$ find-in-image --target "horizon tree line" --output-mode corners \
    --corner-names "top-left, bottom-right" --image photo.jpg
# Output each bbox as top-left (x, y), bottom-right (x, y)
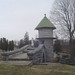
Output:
top-left (0, 37), bottom-right (14, 51)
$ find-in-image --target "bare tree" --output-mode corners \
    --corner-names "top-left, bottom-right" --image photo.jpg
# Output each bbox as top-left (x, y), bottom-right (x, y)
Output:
top-left (50, 0), bottom-right (75, 49)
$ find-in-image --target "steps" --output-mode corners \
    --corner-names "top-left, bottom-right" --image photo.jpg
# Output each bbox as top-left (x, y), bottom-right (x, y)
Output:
top-left (0, 61), bottom-right (32, 65)
top-left (9, 53), bottom-right (29, 60)
top-left (0, 53), bottom-right (33, 65)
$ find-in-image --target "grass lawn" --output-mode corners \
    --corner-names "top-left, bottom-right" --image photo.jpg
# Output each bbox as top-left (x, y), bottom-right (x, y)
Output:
top-left (0, 63), bottom-right (75, 75)
top-left (0, 55), bottom-right (3, 61)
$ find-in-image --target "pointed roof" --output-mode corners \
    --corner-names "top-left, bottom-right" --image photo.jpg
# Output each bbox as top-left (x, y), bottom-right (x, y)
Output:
top-left (35, 14), bottom-right (56, 30)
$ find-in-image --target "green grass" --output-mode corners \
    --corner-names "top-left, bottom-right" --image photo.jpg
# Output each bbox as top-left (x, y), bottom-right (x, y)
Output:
top-left (0, 55), bottom-right (3, 61)
top-left (0, 63), bottom-right (75, 75)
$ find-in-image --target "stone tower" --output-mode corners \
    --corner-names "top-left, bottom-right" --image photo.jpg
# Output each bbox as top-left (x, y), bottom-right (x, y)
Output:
top-left (35, 14), bottom-right (56, 62)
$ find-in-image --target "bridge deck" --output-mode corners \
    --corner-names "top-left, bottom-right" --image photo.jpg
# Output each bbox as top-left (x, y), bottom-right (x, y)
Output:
top-left (9, 53), bottom-right (29, 60)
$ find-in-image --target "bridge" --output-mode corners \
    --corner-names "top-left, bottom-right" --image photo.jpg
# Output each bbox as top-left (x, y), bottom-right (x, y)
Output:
top-left (0, 14), bottom-right (56, 65)
top-left (0, 44), bottom-right (45, 65)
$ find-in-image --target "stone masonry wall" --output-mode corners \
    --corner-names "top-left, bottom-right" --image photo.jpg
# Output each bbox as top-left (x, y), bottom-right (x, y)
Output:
top-left (44, 39), bottom-right (54, 62)
top-left (27, 44), bottom-right (45, 64)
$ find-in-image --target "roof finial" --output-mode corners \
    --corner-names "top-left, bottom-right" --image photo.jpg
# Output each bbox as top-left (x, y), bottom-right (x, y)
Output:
top-left (44, 14), bottom-right (46, 17)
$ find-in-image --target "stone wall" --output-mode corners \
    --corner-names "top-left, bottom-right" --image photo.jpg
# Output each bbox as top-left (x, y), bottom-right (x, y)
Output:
top-left (27, 44), bottom-right (46, 64)
top-left (44, 39), bottom-right (54, 62)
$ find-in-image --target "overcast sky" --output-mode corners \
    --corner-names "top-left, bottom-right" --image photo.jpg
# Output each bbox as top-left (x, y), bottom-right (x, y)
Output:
top-left (0, 0), bottom-right (55, 40)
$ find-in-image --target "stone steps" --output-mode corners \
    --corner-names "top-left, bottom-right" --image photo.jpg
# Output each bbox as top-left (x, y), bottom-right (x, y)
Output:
top-left (9, 53), bottom-right (29, 60)
top-left (0, 52), bottom-right (33, 65)
top-left (0, 61), bottom-right (32, 65)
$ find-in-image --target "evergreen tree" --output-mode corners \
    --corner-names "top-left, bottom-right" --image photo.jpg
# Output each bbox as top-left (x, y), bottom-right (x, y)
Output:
top-left (0, 38), bottom-right (15, 51)
top-left (54, 39), bottom-right (62, 54)
top-left (5, 39), bottom-right (8, 51)
top-left (19, 39), bottom-right (24, 48)
top-left (11, 40), bottom-right (14, 50)
top-left (2, 38), bottom-right (8, 51)
top-left (18, 32), bottom-right (30, 48)
top-left (71, 39), bottom-right (75, 58)
top-left (0, 38), bottom-right (3, 50)
top-left (0, 38), bottom-right (2, 49)
top-left (24, 32), bottom-right (29, 45)
top-left (8, 40), bottom-right (14, 50)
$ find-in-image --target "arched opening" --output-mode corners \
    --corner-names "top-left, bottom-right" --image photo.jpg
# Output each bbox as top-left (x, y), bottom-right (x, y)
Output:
top-left (43, 53), bottom-right (45, 63)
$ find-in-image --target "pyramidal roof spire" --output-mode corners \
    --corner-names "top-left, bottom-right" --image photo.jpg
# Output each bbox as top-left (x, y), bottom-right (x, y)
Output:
top-left (35, 14), bottom-right (56, 30)
top-left (44, 14), bottom-right (46, 17)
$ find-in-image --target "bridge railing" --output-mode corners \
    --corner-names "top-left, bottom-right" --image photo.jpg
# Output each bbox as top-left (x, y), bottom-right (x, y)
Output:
top-left (27, 44), bottom-right (45, 64)
top-left (0, 45), bottom-right (29, 60)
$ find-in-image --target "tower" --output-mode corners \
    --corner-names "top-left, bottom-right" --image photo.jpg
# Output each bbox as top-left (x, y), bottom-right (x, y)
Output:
top-left (35, 14), bottom-right (56, 62)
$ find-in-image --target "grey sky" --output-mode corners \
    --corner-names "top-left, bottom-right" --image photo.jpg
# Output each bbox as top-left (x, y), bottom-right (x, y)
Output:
top-left (0, 0), bottom-right (55, 40)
